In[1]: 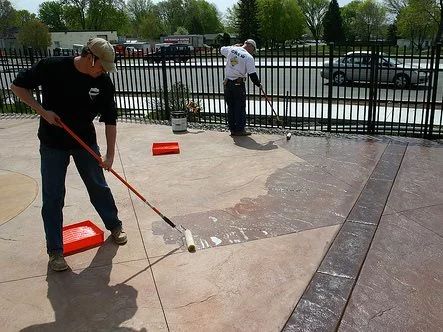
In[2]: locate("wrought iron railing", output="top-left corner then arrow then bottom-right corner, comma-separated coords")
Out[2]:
1,43 -> 441,138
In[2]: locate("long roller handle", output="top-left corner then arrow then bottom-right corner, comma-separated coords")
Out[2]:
260,86 -> 281,121
56,119 -> 177,229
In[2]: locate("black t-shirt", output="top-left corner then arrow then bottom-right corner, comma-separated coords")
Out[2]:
13,56 -> 117,149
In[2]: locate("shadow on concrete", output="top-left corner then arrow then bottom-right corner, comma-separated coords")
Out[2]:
232,136 -> 278,151
21,239 -> 145,332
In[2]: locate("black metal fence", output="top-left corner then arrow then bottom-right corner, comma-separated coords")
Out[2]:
1,43 -> 442,138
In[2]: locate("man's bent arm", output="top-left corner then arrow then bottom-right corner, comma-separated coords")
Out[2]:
10,84 -> 60,125
103,124 -> 117,169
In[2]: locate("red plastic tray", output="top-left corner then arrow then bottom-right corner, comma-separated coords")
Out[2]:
63,220 -> 104,256
152,142 -> 180,155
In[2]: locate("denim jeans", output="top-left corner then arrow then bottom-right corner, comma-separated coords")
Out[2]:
40,143 -> 121,254
224,81 -> 246,132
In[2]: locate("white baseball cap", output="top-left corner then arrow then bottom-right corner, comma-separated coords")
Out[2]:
87,38 -> 117,73
245,39 -> 257,52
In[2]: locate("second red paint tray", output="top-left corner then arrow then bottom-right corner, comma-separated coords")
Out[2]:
152,142 -> 180,155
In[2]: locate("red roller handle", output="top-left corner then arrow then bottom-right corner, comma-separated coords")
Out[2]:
56,119 -> 175,227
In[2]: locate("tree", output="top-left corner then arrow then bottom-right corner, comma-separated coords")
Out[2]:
13,10 -> 38,29
386,22 -> 398,43
437,0 -> 443,42
62,0 -> 88,29
63,5 -> 84,29
383,0 -> 407,14
355,0 -> 387,41
323,0 -> 345,43
184,0 -> 222,34
174,26 -> 189,34
39,1 -> 67,30
87,0 -> 125,30
258,0 -> 305,45
224,3 -> 239,34
341,0 -> 360,41
126,0 -> 154,37
101,7 -> 130,35
156,0 -> 187,34
298,0 -> 329,42
17,20 -> 51,49
397,0 -> 440,48
139,10 -> 166,39
127,0 -> 153,22
342,0 -> 388,42
0,0 -> 15,37
237,0 -> 261,44
221,32 -> 231,45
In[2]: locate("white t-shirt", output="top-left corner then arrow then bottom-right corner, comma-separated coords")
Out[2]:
220,46 -> 257,80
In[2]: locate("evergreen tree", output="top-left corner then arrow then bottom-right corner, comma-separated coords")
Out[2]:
237,0 -> 261,44
386,22 -> 398,43
323,0 -> 345,43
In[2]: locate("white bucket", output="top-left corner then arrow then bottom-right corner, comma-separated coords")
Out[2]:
171,111 -> 187,132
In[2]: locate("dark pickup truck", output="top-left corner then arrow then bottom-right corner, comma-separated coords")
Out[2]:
145,44 -> 192,63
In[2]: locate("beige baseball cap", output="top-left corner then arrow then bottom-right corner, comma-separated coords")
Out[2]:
87,38 -> 117,73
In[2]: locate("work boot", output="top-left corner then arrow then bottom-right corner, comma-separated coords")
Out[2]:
111,226 -> 128,245
230,130 -> 252,136
48,252 -> 69,272
236,130 -> 252,136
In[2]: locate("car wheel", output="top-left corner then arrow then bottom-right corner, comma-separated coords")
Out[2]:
333,71 -> 346,86
393,74 -> 410,89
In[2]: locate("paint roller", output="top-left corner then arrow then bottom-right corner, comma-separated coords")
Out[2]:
56,119 -> 196,252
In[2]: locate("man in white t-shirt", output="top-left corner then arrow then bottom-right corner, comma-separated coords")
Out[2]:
221,39 -> 261,136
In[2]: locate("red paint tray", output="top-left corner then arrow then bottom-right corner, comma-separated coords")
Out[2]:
152,142 -> 180,155
63,220 -> 104,256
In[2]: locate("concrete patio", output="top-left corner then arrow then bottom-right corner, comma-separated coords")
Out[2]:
0,117 -> 441,331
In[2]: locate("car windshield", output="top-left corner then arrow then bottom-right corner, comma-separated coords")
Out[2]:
380,54 -> 402,66
341,55 -> 370,65
341,54 -> 403,67
388,58 -> 402,65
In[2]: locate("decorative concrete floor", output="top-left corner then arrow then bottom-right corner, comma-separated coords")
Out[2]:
0,117 -> 441,331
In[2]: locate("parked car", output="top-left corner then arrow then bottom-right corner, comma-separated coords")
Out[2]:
146,44 -> 192,63
321,51 -> 428,89
125,46 -> 144,57
53,47 -> 74,56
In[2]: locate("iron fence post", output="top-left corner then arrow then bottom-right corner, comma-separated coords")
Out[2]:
424,45 -> 436,138
367,45 -> 377,134
327,43 -> 334,132
427,42 -> 441,138
160,50 -> 169,120
27,47 -> 34,65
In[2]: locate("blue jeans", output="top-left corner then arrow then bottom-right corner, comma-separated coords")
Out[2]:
40,143 -> 122,254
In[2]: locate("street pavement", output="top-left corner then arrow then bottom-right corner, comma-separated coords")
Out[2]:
0,117 -> 441,331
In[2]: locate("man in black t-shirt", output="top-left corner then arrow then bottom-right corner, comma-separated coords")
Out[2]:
11,38 -> 127,272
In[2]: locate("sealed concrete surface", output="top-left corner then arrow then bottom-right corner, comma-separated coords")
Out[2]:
0,117 -> 441,331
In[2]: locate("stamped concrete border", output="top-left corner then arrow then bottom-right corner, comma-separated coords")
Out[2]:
283,141 -> 408,331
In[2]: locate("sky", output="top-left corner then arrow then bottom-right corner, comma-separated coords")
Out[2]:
13,0 -> 351,16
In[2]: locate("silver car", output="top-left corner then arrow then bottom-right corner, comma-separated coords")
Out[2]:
321,51 -> 428,89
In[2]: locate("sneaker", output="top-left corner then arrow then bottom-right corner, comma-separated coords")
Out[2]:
111,226 -> 128,245
48,252 -> 69,272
